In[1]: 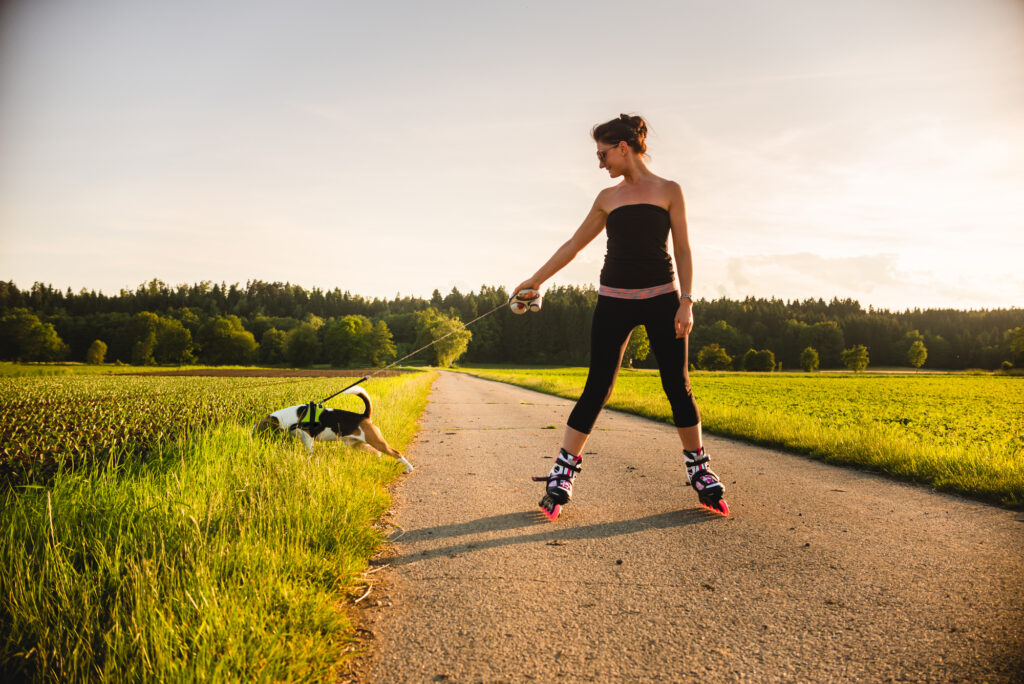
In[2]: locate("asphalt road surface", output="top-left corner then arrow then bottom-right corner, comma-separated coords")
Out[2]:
357,372 -> 1023,682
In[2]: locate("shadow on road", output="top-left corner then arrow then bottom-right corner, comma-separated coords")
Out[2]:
388,508 -> 716,566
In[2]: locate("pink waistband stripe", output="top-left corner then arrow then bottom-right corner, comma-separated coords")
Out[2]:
598,282 -> 678,300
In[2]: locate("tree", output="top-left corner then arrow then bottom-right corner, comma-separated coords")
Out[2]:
1010,326 -> 1024,366
130,312 -> 159,365
924,333 -> 953,368
805,321 -> 844,368
0,309 -> 39,360
85,340 -> 107,365
690,320 -> 752,359
741,348 -> 775,372
286,323 -> 321,367
200,315 -> 258,364
323,315 -> 372,367
260,328 -> 287,364
367,320 -> 397,367
906,340 -> 927,369
24,322 -> 68,361
800,346 -> 820,372
841,344 -> 869,372
414,309 -> 471,367
131,337 -> 155,365
0,309 -> 68,361
623,326 -> 650,368
154,317 -> 195,364
431,318 -> 471,367
697,343 -> 732,371
6,279 -> 1024,370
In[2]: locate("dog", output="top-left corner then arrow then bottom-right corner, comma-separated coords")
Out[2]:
254,385 -> 413,473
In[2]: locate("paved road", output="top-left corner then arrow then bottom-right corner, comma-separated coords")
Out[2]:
358,372 -> 1024,682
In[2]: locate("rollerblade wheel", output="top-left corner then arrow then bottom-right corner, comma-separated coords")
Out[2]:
538,494 -> 562,522
701,497 -> 729,516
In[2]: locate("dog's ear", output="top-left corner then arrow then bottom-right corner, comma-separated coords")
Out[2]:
253,416 -> 280,438
296,405 -> 307,421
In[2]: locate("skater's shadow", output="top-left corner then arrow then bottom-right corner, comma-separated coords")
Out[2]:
399,512 -> 539,543
387,508 -> 713,566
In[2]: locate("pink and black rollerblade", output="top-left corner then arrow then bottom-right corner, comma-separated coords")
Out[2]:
532,448 -> 582,521
685,447 -> 729,516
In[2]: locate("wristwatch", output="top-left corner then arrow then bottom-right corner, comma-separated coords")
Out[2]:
680,293 -> 693,301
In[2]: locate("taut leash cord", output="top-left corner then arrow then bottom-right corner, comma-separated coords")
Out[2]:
318,297 -> 511,404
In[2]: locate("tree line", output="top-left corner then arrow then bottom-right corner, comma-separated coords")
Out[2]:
2,280 -> 1022,370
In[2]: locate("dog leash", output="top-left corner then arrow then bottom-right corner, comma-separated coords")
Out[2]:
318,290 -> 542,404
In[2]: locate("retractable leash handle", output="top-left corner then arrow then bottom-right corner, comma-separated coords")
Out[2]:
510,288 -> 542,314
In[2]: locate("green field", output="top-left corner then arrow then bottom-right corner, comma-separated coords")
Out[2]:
0,371 -> 435,681
464,367 -> 1024,507
0,362 -> 344,377
0,361 -> 142,377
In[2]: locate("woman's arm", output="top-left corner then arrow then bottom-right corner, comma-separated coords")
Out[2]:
514,194 -> 609,293
667,182 -> 694,338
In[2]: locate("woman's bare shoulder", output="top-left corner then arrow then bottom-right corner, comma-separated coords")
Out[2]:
654,176 -> 682,193
593,186 -> 619,214
657,178 -> 684,205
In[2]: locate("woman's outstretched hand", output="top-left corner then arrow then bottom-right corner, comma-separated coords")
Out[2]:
512,281 -> 542,299
674,301 -> 694,338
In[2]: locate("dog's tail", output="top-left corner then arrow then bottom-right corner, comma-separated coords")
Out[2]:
343,385 -> 372,418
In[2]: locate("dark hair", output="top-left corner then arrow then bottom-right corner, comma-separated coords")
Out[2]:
592,114 -> 648,154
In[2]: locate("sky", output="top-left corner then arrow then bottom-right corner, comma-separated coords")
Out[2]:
1,0 -> 1022,311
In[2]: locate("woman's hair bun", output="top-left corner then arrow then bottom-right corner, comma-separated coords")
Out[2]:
619,114 -> 647,139
592,113 -> 648,154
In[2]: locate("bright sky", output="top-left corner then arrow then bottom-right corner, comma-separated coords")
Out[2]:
1,0 -> 1022,311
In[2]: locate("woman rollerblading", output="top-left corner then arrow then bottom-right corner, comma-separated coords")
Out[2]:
515,113 -> 729,519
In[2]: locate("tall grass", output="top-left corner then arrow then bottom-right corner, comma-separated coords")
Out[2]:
0,371 -> 434,681
0,362 -> 133,377
463,367 -> 1024,507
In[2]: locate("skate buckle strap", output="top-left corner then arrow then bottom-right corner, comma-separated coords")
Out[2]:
685,454 -> 709,467
553,456 -> 582,473
533,453 -> 581,482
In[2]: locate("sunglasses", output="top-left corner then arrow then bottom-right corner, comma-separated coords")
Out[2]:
596,142 -> 622,163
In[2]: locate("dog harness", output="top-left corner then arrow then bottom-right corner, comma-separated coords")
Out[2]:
296,401 -> 324,432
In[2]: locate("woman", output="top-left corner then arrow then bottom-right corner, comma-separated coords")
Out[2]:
514,113 -> 728,520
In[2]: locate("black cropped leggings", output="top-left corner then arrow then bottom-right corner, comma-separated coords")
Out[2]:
567,292 -> 700,433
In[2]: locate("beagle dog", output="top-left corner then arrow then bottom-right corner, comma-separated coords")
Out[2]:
254,385 -> 412,473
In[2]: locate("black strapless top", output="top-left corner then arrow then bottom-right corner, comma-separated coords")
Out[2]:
599,204 -> 675,288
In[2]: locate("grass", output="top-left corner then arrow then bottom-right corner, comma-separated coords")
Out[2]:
0,362 -> 136,377
0,362 -> 406,377
0,362 -> 291,377
0,371 -> 435,681
461,367 -> 1024,508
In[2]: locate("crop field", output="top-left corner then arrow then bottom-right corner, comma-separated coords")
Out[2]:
0,370 -> 410,485
0,371 -> 435,681
0,362 -> 144,377
465,368 -> 1024,507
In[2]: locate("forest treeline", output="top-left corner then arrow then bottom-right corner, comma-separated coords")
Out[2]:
2,279 -> 1023,370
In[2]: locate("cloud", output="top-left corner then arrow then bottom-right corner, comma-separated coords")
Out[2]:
712,251 -> 1021,310
725,252 -> 900,297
